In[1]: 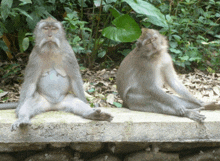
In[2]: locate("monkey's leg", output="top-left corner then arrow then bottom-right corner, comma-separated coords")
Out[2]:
11,93 -> 50,131
170,95 -> 201,109
125,93 -> 184,115
125,93 -> 206,122
59,94 -> 113,121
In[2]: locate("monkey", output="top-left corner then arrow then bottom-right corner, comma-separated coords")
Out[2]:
116,28 -> 219,122
0,17 -> 113,131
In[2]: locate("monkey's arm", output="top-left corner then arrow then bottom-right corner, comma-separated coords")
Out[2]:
18,51 -> 42,106
64,45 -> 87,103
70,74 -> 87,103
163,60 -> 202,106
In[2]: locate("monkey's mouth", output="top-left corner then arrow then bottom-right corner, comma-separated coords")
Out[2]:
39,38 -> 60,48
47,37 -> 54,41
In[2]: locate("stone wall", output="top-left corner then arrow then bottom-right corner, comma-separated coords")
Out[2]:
1,142 -> 220,161
1,108 -> 220,161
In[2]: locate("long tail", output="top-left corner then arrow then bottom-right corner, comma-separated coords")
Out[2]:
203,102 -> 220,110
0,102 -> 18,109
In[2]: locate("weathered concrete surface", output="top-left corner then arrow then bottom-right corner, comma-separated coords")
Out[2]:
0,108 -> 220,143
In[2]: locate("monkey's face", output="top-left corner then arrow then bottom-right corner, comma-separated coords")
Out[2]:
137,29 -> 167,57
34,18 -> 65,49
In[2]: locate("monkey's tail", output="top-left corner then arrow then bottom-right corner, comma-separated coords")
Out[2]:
0,102 -> 18,109
203,102 -> 220,110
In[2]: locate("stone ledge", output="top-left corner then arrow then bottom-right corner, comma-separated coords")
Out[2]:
0,108 -> 220,143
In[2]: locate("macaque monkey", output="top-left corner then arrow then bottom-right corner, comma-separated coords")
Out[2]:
0,17 -> 112,131
116,28 -> 219,122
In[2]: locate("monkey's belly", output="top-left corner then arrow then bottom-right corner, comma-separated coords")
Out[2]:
38,69 -> 69,104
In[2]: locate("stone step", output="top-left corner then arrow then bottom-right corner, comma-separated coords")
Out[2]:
0,108 -> 220,143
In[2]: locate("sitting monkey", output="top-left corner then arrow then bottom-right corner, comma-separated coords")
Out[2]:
116,28 -> 219,122
0,17 -> 113,131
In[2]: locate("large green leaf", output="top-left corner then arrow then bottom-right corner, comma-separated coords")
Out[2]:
22,37 -> 29,51
109,7 -> 121,18
18,29 -> 26,52
19,0 -> 32,5
14,8 -> 33,20
122,0 -> 168,27
102,14 -> 141,42
1,0 -> 13,8
1,0 -> 13,21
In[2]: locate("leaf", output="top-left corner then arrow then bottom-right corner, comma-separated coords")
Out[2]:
106,94 -> 115,104
47,0 -> 55,4
26,12 -> 41,30
113,102 -> 122,108
78,0 -> 87,7
18,29 -> 26,53
172,35 -> 181,41
98,50 -> 106,58
0,91 -> 8,98
169,42 -> 178,49
1,0 -> 13,8
121,49 -> 131,56
1,0 -> 12,21
170,48 -> 182,54
1,3 -> 10,21
19,0 -> 32,5
13,8 -> 33,20
106,0 -> 117,3
189,57 -> 201,61
94,0 -> 106,7
213,87 -> 220,95
122,0 -> 168,27
102,14 -> 141,42
88,88 -> 95,93
166,14 -> 173,23
179,55 -> 189,61
22,37 -> 29,51
109,7 -> 121,18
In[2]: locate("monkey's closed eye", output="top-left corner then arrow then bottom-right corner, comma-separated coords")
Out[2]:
145,39 -> 151,44
52,26 -> 58,30
43,27 -> 49,30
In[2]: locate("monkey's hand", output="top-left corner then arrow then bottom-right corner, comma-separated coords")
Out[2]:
11,118 -> 31,132
185,107 -> 206,122
83,109 -> 113,122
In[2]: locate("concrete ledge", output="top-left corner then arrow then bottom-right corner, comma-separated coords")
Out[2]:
0,108 -> 220,143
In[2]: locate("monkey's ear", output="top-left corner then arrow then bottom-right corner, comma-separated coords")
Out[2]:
141,28 -> 148,33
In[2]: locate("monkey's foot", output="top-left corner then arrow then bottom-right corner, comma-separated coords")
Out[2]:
11,118 -> 31,132
185,107 -> 206,122
83,109 -> 113,122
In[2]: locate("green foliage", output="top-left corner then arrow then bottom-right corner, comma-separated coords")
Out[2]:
0,0 -> 67,54
157,0 -> 220,71
113,102 -> 122,108
123,0 -> 168,27
0,0 -> 219,72
63,12 -> 92,54
102,14 -> 141,42
1,63 -> 21,78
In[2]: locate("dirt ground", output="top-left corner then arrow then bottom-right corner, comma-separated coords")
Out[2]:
1,66 -> 220,108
